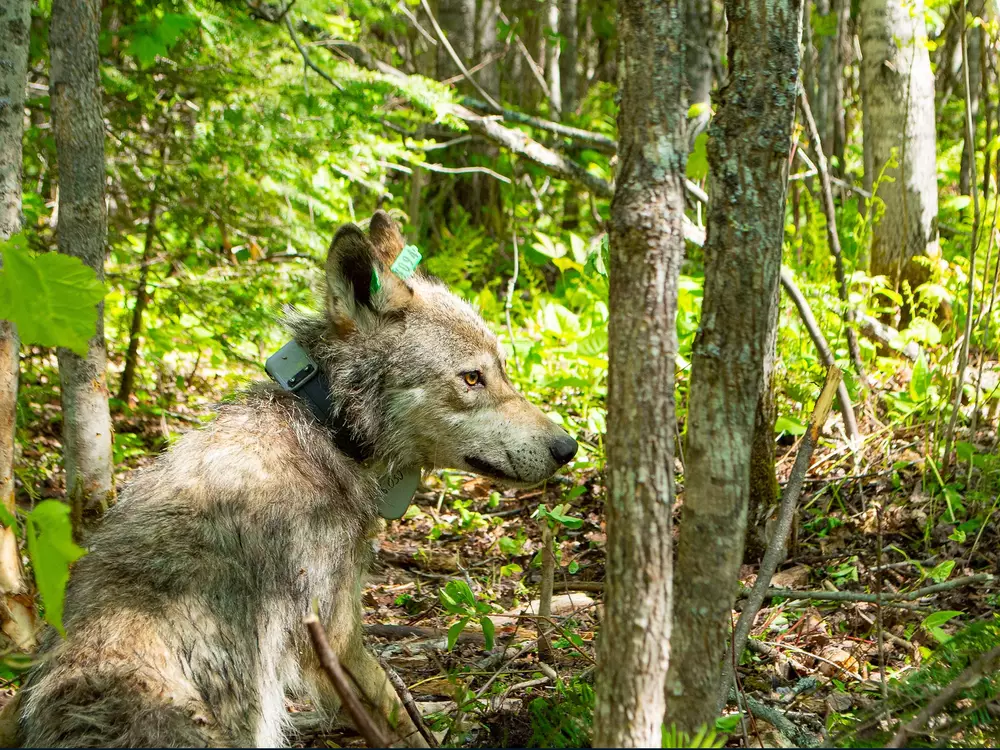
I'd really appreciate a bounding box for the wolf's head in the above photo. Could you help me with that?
[290,210,577,486]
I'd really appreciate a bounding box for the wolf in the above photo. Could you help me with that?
[14,211,577,748]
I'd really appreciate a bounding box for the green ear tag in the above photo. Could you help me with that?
[370,268,382,296]
[391,245,422,280]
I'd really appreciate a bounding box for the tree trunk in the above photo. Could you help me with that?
[51,0,115,532]
[544,0,561,118]
[745,349,779,564]
[685,0,713,142]
[959,0,983,197]
[860,0,939,291]
[436,0,476,82]
[591,0,685,745]
[0,0,36,651]
[557,0,578,113]
[117,191,159,405]
[665,0,804,733]
[474,0,499,97]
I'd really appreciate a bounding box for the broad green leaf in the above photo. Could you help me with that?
[774,415,807,436]
[910,353,930,401]
[927,559,955,583]
[568,233,588,264]
[479,616,495,651]
[0,236,105,356]
[568,560,580,574]
[0,504,16,531]
[922,610,962,629]
[447,618,469,651]
[25,501,86,636]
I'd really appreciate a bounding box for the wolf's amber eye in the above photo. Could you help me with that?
[463,371,482,387]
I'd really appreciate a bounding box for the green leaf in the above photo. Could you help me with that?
[479,616,495,651]
[447,618,469,651]
[774,415,807,436]
[0,503,16,531]
[499,563,522,578]
[25,501,86,636]
[910,353,930,401]
[715,714,741,733]
[0,235,105,355]
[922,610,962,631]
[568,560,580,574]
[927,559,955,583]
[687,132,709,182]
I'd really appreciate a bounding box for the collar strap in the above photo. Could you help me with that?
[264,340,374,463]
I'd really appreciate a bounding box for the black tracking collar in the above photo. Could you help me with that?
[264,340,374,463]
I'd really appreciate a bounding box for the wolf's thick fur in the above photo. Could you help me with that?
[16,212,576,748]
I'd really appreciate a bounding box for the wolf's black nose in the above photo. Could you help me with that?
[549,435,578,465]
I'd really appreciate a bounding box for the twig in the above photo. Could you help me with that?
[794,149,871,198]
[418,0,502,111]
[874,503,889,708]
[759,641,865,683]
[780,269,861,446]
[497,12,556,110]
[758,573,994,604]
[396,158,511,183]
[887,645,1000,748]
[395,0,436,46]
[383,660,437,747]
[718,366,842,710]
[942,0,983,474]
[304,614,390,748]
[798,89,866,384]
[284,15,344,91]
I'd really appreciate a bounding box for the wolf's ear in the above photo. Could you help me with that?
[325,220,408,333]
[368,209,405,264]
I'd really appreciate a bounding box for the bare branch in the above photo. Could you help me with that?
[718,366,842,710]
[780,269,861,445]
[799,88,866,383]
[461,97,617,153]
[757,573,995,604]
[284,14,344,91]
[305,615,390,748]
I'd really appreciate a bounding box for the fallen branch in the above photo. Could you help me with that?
[798,89,866,384]
[552,580,605,593]
[730,689,822,748]
[305,614,390,748]
[365,622,493,645]
[718,366,842,710]
[758,573,994,604]
[383,660,438,748]
[780,269,861,446]
[887,645,1000,748]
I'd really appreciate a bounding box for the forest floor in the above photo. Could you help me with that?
[13,363,1000,748]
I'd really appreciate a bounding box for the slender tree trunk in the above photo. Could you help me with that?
[959,0,983,196]
[665,0,804,733]
[0,0,36,651]
[117,192,159,405]
[544,0,561,117]
[685,0,713,142]
[436,0,476,81]
[474,0,499,96]
[558,0,578,113]
[860,0,940,291]
[592,0,685,745]
[51,0,115,531]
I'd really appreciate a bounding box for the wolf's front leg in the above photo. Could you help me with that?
[339,641,430,749]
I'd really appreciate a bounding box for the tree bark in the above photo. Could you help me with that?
[860,0,940,290]
[557,0,578,114]
[0,0,36,651]
[591,0,685,745]
[436,0,476,82]
[665,0,804,733]
[51,0,115,531]
[685,0,714,141]
[544,0,560,118]
[959,0,983,197]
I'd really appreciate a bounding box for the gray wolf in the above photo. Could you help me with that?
[15,211,577,747]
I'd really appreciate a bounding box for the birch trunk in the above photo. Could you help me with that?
[591,0,685,744]
[665,0,804,732]
[51,0,115,531]
[557,0,578,113]
[0,0,36,651]
[685,0,713,141]
[860,0,940,289]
